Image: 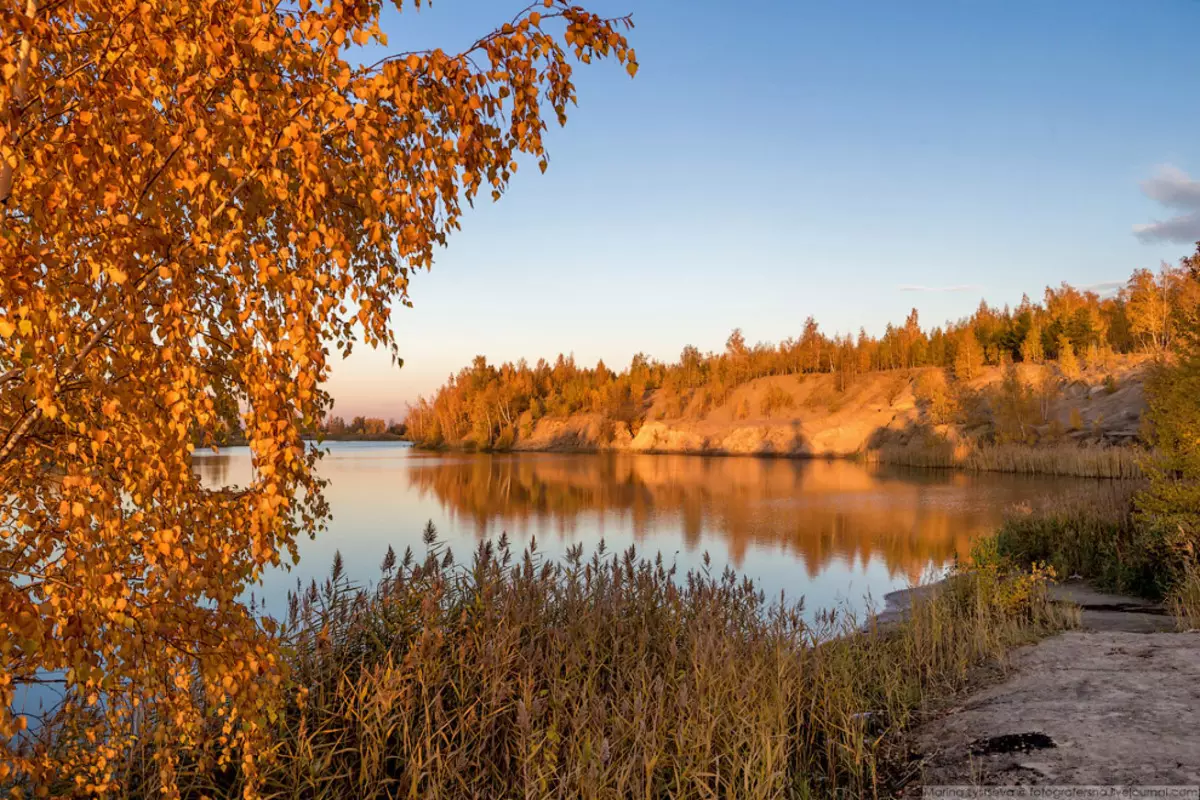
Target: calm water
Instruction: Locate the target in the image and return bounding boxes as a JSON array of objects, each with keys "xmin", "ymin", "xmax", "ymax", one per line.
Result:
[{"xmin": 193, "ymin": 442, "xmax": 1107, "ymax": 619}]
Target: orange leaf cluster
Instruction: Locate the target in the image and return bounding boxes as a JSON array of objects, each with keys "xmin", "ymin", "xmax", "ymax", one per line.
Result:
[{"xmin": 0, "ymin": 0, "xmax": 634, "ymax": 793}]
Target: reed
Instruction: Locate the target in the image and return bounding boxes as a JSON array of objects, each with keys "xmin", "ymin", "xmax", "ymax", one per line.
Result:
[
  {"xmin": 84, "ymin": 524, "xmax": 1074, "ymax": 799},
  {"xmin": 867, "ymin": 441, "xmax": 1143, "ymax": 479}
]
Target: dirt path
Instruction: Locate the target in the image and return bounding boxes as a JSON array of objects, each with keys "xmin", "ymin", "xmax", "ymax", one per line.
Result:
[{"xmin": 913, "ymin": 582, "xmax": 1200, "ymax": 786}]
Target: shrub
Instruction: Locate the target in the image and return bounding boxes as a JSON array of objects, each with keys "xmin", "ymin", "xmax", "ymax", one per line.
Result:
[
  {"xmin": 495, "ymin": 426, "xmax": 516, "ymax": 450},
  {"xmin": 518, "ymin": 411, "xmax": 536, "ymax": 440},
  {"xmin": 914, "ymin": 369, "xmax": 956, "ymax": 424},
  {"xmin": 993, "ymin": 491, "xmax": 1154, "ymax": 594},
  {"xmin": 991, "ymin": 364, "xmax": 1038, "ymax": 444},
  {"xmin": 759, "ymin": 384, "xmax": 796, "ymax": 418}
]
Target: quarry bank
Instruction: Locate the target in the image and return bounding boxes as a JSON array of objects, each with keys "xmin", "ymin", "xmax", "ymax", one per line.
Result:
[{"xmin": 490, "ymin": 360, "xmax": 1148, "ymax": 461}]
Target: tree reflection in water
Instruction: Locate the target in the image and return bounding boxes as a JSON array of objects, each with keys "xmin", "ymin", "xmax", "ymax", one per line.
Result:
[{"xmin": 405, "ymin": 452, "xmax": 1078, "ymax": 584}]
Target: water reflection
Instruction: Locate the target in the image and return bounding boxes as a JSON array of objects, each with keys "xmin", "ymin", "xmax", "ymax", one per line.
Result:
[
  {"xmin": 408, "ymin": 454, "xmax": 1035, "ymax": 583},
  {"xmin": 193, "ymin": 443, "xmax": 1091, "ymax": 618}
]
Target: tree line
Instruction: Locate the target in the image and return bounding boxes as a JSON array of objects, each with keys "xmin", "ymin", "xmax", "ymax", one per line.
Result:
[
  {"xmin": 319, "ymin": 416, "xmax": 405, "ymax": 438},
  {"xmin": 405, "ymin": 262, "xmax": 1200, "ymax": 449},
  {"xmin": 197, "ymin": 413, "xmax": 405, "ymax": 445}
]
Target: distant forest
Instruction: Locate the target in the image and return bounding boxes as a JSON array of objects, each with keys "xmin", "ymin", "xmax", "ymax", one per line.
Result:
[
  {"xmin": 405, "ymin": 263, "xmax": 1198, "ymax": 449},
  {"xmin": 318, "ymin": 415, "xmax": 406, "ymax": 438},
  {"xmin": 200, "ymin": 414, "xmax": 406, "ymax": 446}
]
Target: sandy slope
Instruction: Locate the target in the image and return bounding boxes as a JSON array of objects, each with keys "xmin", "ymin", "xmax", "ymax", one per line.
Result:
[{"xmin": 513, "ymin": 358, "xmax": 1149, "ymax": 458}]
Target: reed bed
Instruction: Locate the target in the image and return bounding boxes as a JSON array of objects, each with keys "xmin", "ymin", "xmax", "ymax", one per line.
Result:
[
  {"xmin": 81, "ymin": 524, "xmax": 1076, "ymax": 799},
  {"xmin": 867, "ymin": 442, "xmax": 1143, "ymax": 479},
  {"xmin": 994, "ymin": 490, "xmax": 1151, "ymax": 594}
]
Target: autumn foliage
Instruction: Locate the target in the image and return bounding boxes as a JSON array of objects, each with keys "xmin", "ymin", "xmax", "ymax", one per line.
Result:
[
  {"xmin": 1139, "ymin": 245, "xmax": 1200, "ymax": 579},
  {"xmin": 406, "ymin": 268, "xmax": 1182, "ymax": 450},
  {"xmin": 0, "ymin": 0, "xmax": 634, "ymax": 792}
]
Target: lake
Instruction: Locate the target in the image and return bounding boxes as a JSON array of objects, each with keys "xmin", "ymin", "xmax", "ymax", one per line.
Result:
[{"xmin": 193, "ymin": 441, "xmax": 1116, "ymax": 620}]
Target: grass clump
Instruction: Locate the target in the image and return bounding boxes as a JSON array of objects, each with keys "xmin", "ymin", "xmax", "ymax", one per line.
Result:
[
  {"xmin": 80, "ymin": 525, "xmax": 1073, "ymax": 799},
  {"xmin": 1168, "ymin": 569, "xmax": 1200, "ymax": 629}
]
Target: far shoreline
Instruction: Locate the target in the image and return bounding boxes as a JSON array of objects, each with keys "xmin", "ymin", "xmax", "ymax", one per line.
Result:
[
  {"xmin": 196, "ymin": 433, "xmax": 412, "ymax": 449},
  {"xmin": 409, "ymin": 438, "xmax": 1144, "ymax": 479}
]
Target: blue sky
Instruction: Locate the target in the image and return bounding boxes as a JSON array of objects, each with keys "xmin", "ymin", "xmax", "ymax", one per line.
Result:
[{"xmin": 328, "ymin": 0, "xmax": 1200, "ymax": 420}]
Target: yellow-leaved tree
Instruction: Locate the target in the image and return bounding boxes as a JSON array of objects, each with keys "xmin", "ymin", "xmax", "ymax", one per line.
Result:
[{"xmin": 0, "ymin": 0, "xmax": 635, "ymax": 792}]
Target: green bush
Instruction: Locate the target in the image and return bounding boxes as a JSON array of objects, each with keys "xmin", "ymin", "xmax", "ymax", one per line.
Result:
[{"xmin": 992, "ymin": 487, "xmax": 1198, "ymax": 600}]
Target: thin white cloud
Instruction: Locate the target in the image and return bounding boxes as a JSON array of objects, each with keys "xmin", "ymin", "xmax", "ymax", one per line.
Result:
[
  {"xmin": 898, "ymin": 284, "xmax": 984, "ymax": 293},
  {"xmin": 1080, "ymin": 280, "xmax": 1127, "ymax": 297},
  {"xmin": 1134, "ymin": 166, "xmax": 1200, "ymax": 244}
]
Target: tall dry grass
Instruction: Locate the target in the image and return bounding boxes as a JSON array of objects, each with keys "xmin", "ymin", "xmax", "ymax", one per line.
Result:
[
  {"xmin": 71, "ymin": 524, "xmax": 1075, "ymax": 799},
  {"xmin": 867, "ymin": 441, "xmax": 1143, "ymax": 479}
]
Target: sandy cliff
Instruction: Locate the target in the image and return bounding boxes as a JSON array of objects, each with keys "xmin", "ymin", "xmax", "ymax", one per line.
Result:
[{"xmin": 510, "ymin": 358, "xmax": 1148, "ymax": 458}]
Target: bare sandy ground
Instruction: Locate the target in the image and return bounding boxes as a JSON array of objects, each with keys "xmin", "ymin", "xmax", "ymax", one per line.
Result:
[{"xmin": 912, "ymin": 583, "xmax": 1200, "ymax": 787}]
